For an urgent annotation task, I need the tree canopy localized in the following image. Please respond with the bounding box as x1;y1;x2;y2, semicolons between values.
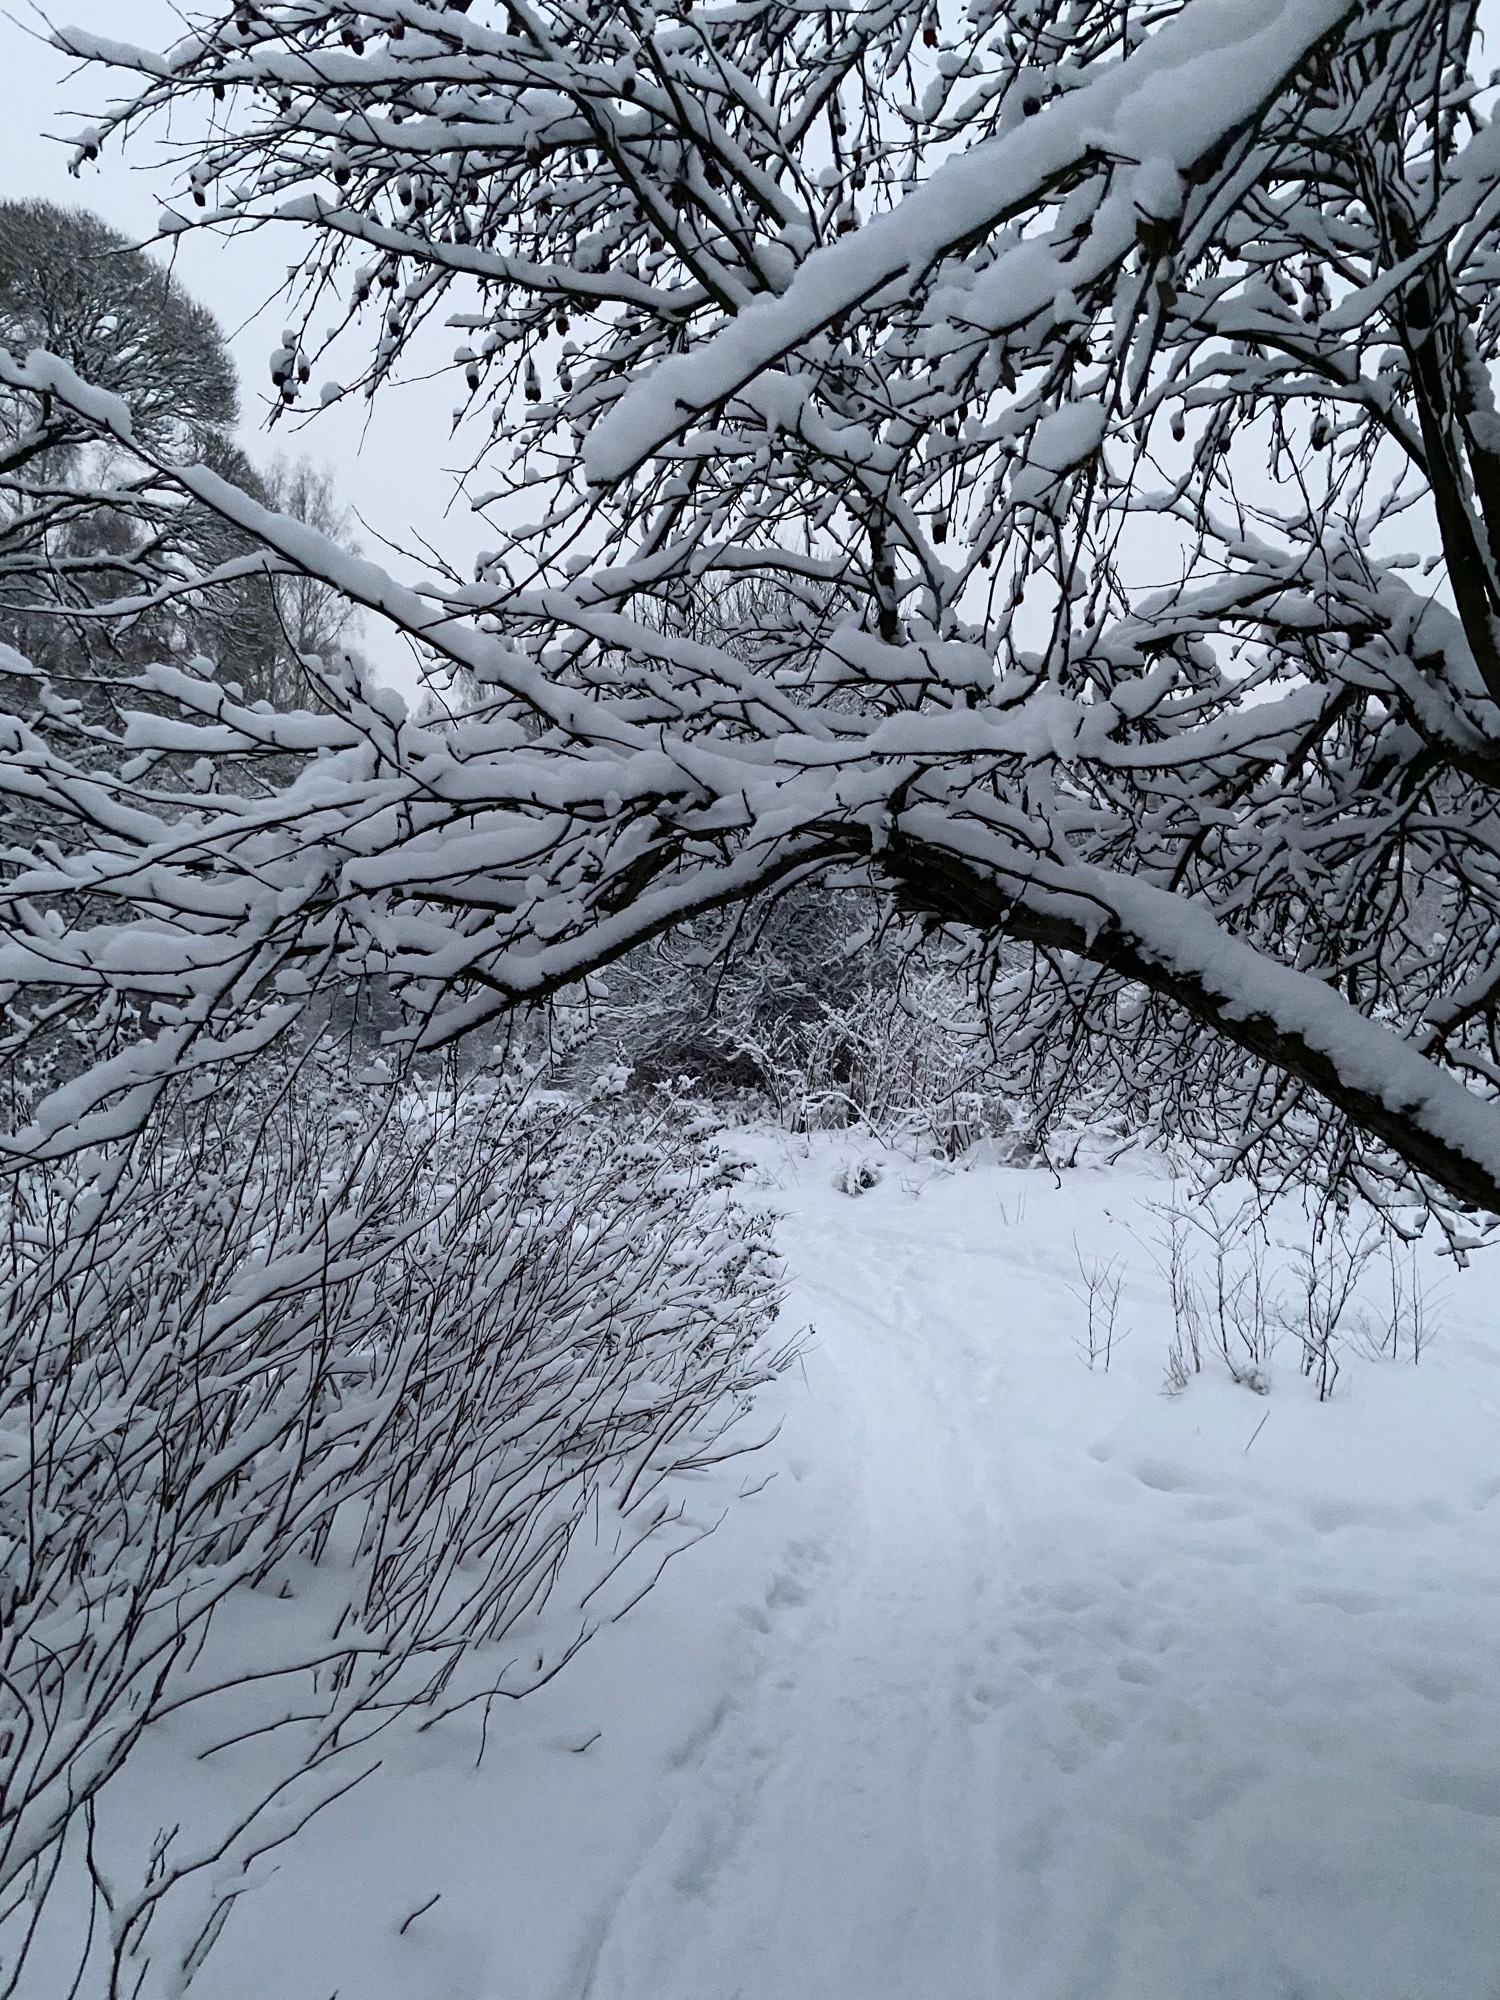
6;0;1500;1232
0;198;237;453
0;199;361;706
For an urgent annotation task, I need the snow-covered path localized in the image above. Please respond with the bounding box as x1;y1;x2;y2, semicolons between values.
582;1192;1023;1999
577;1148;1499;2000
61;1140;1498;2000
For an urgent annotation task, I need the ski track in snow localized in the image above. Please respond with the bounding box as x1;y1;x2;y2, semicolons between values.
35;1138;1499;2000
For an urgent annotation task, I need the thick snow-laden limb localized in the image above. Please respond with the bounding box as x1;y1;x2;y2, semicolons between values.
883;810;1500;1210
586;0;1356;480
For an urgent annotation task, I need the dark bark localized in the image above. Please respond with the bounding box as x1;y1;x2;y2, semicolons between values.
888;835;1500;1214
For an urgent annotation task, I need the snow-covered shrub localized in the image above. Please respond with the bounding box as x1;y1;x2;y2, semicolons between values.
570;888;881;1102
0;1056;786;1989
832;1157;884;1198
743;967;1032;1161
558;888;1036;1159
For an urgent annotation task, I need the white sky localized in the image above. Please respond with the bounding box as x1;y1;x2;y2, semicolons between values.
1;1;498;697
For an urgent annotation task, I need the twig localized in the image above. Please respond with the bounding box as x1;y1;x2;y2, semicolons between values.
398;1893;441;1937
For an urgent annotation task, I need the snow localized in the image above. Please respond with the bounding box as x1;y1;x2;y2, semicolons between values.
1;345;137;438
1025;399;1110;474
20;1137;1498;1998
1009;399;1110;502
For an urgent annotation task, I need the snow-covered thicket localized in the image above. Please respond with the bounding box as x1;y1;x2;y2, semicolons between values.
554;888;1030;1155
0;1055;785;1992
8;1;1500;1229
737;966;1026;1158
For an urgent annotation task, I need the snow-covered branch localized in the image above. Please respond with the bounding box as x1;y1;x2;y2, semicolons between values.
5;1;1500;1217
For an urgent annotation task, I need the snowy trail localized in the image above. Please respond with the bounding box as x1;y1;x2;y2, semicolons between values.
577;1150;1500;2000
581;1209;1021;1999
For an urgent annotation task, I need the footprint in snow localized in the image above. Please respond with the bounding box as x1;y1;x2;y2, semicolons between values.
1389;1659;1475;1704
1403;1766;1500;1818
1132;1457;1213;1494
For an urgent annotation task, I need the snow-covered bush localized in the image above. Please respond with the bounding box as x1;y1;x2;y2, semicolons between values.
742;968;1030;1161
0;1056;786;1990
569;890;879;1101
568;892;1033;1159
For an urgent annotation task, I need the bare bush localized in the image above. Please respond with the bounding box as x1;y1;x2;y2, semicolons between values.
1152;1197;1277;1396
1354;1237;1440;1367
1162;1330;1195;1401
1151;1192;1436;1402
1158;1211;1205;1399
0;1057;786;1992
1068;1245;1127;1373
1279;1213;1383;1403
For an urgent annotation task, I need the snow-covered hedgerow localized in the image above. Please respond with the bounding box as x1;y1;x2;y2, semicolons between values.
0;1057;786;1991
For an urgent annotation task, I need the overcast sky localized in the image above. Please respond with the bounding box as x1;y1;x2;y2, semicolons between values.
2;2;498;697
